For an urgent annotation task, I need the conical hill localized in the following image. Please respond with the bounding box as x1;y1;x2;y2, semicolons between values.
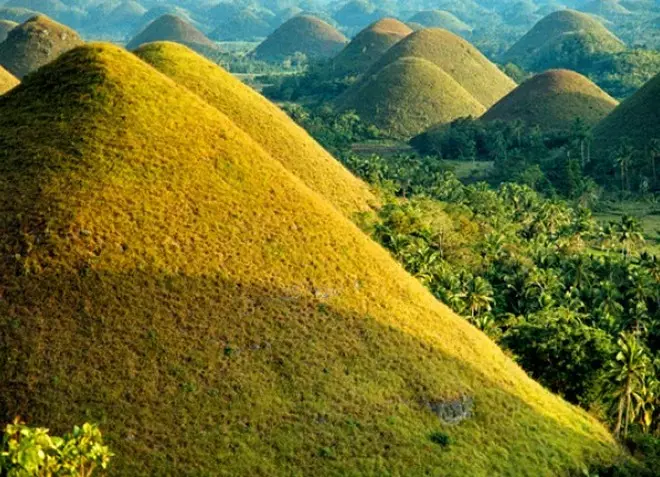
408;10;472;34
252;14;348;62
366;28;516;109
0;15;83;78
591;71;660;160
126;14;217;55
482;69;618;130
337;56;486;138
330;18;412;77
134;41;376;216
0;42;622;476
502;9;625;70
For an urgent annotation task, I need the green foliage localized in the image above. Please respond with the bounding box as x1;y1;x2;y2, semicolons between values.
428;431;452;448
0;419;112;476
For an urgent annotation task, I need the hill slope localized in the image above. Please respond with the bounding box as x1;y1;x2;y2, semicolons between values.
134;41;376;216
0;42;621;476
502;9;626;70
482;69;618;129
0;19;17;42
330;18;412;77
126;14;217;55
591;71;660;158
0;15;82;79
408;10;472;34
366;28;517;109
252;15;348;62
0;64;18;93
337;56;486;138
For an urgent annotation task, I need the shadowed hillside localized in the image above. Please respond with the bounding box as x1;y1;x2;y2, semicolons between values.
330;18;412;77
366;28;517;109
126;14;217;55
134;41;377;216
252;15;348;62
483;69;618;129
0;15;82;78
337;56;486;138
0;42;622;476
0;19;17;42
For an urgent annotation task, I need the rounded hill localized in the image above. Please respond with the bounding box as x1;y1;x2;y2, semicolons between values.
0;64;18;93
408;10;472;34
502;9;625;70
337;56;486;138
367;28;517;109
126;14;217;55
333;0;386;29
0;15;82;79
252;14;347;62
482;69;618;129
330;18;412;77
591;71;660;160
0;41;621;476
0;19;17;42
0;7;37;24
134;41;376;216
209;9;273;41
579;0;631;18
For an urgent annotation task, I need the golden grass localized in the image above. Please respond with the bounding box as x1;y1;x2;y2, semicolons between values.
366;28;517;109
0;64;18;93
592;71;660;157
338;56;485;138
126;14;217;54
0;14;83;79
503;9;626;68
252;14;348;62
331;18;412;77
134;41;376;216
482;69;618;129
0;43;623;475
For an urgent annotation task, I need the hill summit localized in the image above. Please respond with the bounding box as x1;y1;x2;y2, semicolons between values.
365;28;517;109
0;41;621;476
591;71;660;160
502;9;625;70
252;15;348;62
330;18;412;77
408;10;472;35
337;56;485;138
0;19;17;42
482;69;618;130
0;15;82;78
134;41;376;216
126;14;217;55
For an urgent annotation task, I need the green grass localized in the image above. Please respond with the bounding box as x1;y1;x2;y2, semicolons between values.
0;42;625;475
594;200;660;252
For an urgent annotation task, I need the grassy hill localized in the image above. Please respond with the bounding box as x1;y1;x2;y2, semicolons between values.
367;28;517;109
408;10;473;34
0;64;18;93
580;0;631;18
0;19;17;42
126;14;217;55
209;9;273;41
0;15;82;79
482;69;618;129
502;9;626;70
0;7;37;24
591;71;660;159
134;41;376;216
0;42;623;476
252;14;348;62
337;56;486;138
330;18;412;77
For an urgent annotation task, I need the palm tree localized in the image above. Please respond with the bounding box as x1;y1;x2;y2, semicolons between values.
465;277;494;320
604;332;650;438
612;143;634;195
616;215;645;258
648;138;659;188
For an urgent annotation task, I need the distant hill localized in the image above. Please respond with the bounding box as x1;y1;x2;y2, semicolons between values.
0;19;17;42
252;15;348;62
502;9;626;70
0;41;621;477
0;7;37;24
135;41;377;216
0;64;18;93
482;69;618;129
408;10;472;34
209;9;273;41
106;1;148;30
579;0;631;18
126;14;217;55
367;28;517;109
337;56;486;138
0;15;82;79
333;0;388;30
591;71;660;160
330;18;412;77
